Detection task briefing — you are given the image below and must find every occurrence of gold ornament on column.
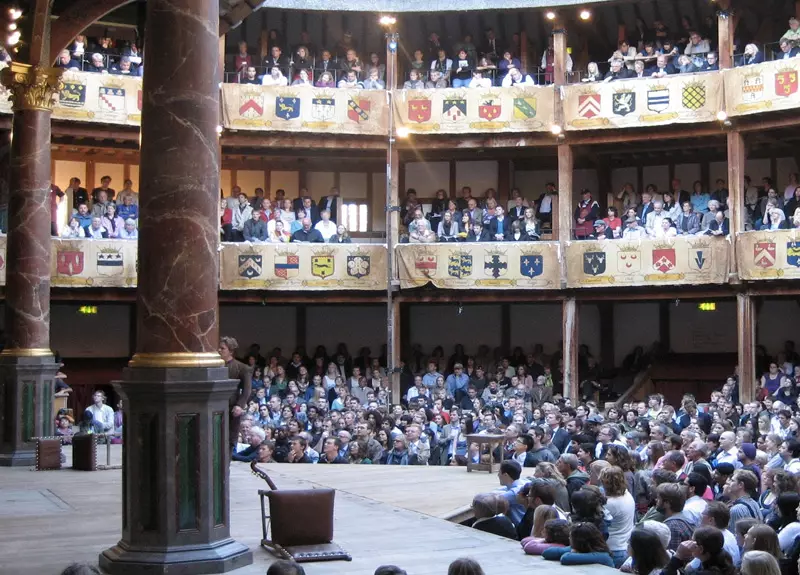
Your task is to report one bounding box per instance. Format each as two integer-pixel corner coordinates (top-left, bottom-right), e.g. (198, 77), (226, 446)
(0, 62), (63, 112)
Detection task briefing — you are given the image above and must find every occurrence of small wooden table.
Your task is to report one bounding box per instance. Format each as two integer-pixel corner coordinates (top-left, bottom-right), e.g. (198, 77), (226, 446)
(465, 433), (506, 473)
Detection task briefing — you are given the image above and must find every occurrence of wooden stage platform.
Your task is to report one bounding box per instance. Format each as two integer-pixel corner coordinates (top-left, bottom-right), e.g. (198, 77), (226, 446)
(0, 446), (614, 575)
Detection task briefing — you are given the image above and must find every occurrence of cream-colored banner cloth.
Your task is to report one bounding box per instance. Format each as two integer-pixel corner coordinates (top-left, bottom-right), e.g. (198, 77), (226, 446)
(220, 242), (387, 290)
(51, 238), (138, 287)
(396, 242), (561, 289)
(222, 84), (388, 135)
(563, 72), (722, 130)
(394, 86), (555, 134)
(565, 235), (730, 287)
(724, 59), (800, 117)
(736, 230), (800, 280)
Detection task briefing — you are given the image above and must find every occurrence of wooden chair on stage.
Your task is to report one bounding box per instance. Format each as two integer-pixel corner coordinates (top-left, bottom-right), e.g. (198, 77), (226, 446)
(250, 461), (351, 563)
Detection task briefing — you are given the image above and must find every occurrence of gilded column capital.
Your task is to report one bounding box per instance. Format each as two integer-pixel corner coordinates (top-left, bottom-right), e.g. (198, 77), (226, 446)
(0, 62), (63, 112)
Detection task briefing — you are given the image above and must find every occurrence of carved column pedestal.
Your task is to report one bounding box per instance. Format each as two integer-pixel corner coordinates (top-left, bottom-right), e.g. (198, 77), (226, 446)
(99, 366), (250, 575)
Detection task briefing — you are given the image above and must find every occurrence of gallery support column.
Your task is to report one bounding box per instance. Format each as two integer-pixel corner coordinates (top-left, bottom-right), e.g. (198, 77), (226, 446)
(562, 298), (580, 401)
(99, 0), (252, 573)
(737, 293), (757, 403)
(0, 63), (61, 467)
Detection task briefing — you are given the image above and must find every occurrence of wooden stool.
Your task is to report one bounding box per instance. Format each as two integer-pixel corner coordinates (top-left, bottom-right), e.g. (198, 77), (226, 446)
(35, 438), (63, 471)
(72, 434), (97, 471)
(465, 433), (506, 473)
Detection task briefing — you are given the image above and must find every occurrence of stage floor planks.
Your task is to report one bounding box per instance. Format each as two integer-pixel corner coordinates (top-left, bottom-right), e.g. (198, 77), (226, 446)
(0, 445), (614, 575)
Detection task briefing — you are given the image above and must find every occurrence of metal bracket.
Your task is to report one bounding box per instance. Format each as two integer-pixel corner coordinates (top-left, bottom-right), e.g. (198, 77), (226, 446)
(385, 205), (401, 213)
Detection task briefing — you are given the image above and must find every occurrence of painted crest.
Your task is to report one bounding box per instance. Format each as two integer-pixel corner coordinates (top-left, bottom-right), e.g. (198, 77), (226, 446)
(57, 251), (84, 276)
(275, 96), (300, 120)
(96, 248), (123, 276)
(652, 248), (676, 273)
(239, 92), (264, 118)
(407, 98), (432, 123)
(775, 70), (798, 98)
(483, 253), (508, 278)
(237, 254), (263, 279)
(688, 247), (712, 271)
(478, 99), (501, 121)
(578, 94), (601, 119)
(617, 249), (641, 273)
(754, 241), (776, 269)
(311, 97), (335, 121)
(442, 98), (467, 122)
(742, 75), (764, 103)
(519, 254), (543, 278)
(612, 91), (636, 116)
(311, 255), (335, 279)
(415, 254), (437, 276)
(512, 97), (537, 120)
(682, 83), (706, 110)
(647, 87), (670, 113)
(346, 255), (371, 278)
(59, 81), (86, 108)
(787, 241), (800, 267)
(583, 251), (606, 276)
(274, 254), (300, 279)
(448, 252), (473, 279)
(98, 86), (126, 113)
(347, 98), (370, 122)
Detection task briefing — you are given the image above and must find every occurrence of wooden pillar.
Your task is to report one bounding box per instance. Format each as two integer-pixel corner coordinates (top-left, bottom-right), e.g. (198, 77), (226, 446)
(553, 24), (568, 117)
(617, 24), (627, 44)
(717, 7), (735, 70)
(562, 298), (579, 400)
(260, 30), (268, 62)
(728, 130), (745, 276)
(557, 144), (573, 248)
(219, 34), (226, 83)
(390, 299), (401, 404)
(449, 160), (457, 199)
(737, 293), (756, 402)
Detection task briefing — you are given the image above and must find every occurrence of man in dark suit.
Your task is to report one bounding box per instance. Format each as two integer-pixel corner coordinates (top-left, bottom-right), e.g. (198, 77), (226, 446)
(637, 191), (655, 225)
(547, 412), (571, 454)
(318, 187), (340, 223)
(299, 196), (320, 225)
(263, 45), (290, 72)
(318, 50), (339, 75)
(488, 206), (511, 241)
(66, 177), (89, 208)
(604, 58), (634, 81)
(292, 187), (309, 214)
(778, 38), (800, 60)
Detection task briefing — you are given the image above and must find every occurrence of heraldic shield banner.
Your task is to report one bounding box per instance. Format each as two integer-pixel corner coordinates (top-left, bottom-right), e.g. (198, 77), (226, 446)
(50, 239), (138, 287)
(562, 72), (723, 130)
(565, 236), (730, 288)
(0, 71), (144, 127)
(219, 243), (387, 290)
(221, 84), (388, 135)
(724, 59), (800, 117)
(393, 87), (554, 134)
(396, 243), (560, 289)
(736, 230), (800, 280)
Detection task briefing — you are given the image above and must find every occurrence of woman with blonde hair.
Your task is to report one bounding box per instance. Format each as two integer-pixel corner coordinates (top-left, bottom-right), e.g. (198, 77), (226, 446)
(740, 550), (780, 575)
(530, 505), (559, 539)
(534, 462), (570, 511)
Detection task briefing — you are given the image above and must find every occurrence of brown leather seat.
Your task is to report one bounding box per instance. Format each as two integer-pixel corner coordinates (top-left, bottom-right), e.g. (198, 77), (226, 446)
(265, 488), (334, 546)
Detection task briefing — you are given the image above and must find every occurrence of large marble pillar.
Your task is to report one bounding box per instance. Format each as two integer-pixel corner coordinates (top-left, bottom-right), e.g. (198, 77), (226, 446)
(0, 63), (61, 467)
(99, 0), (252, 573)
